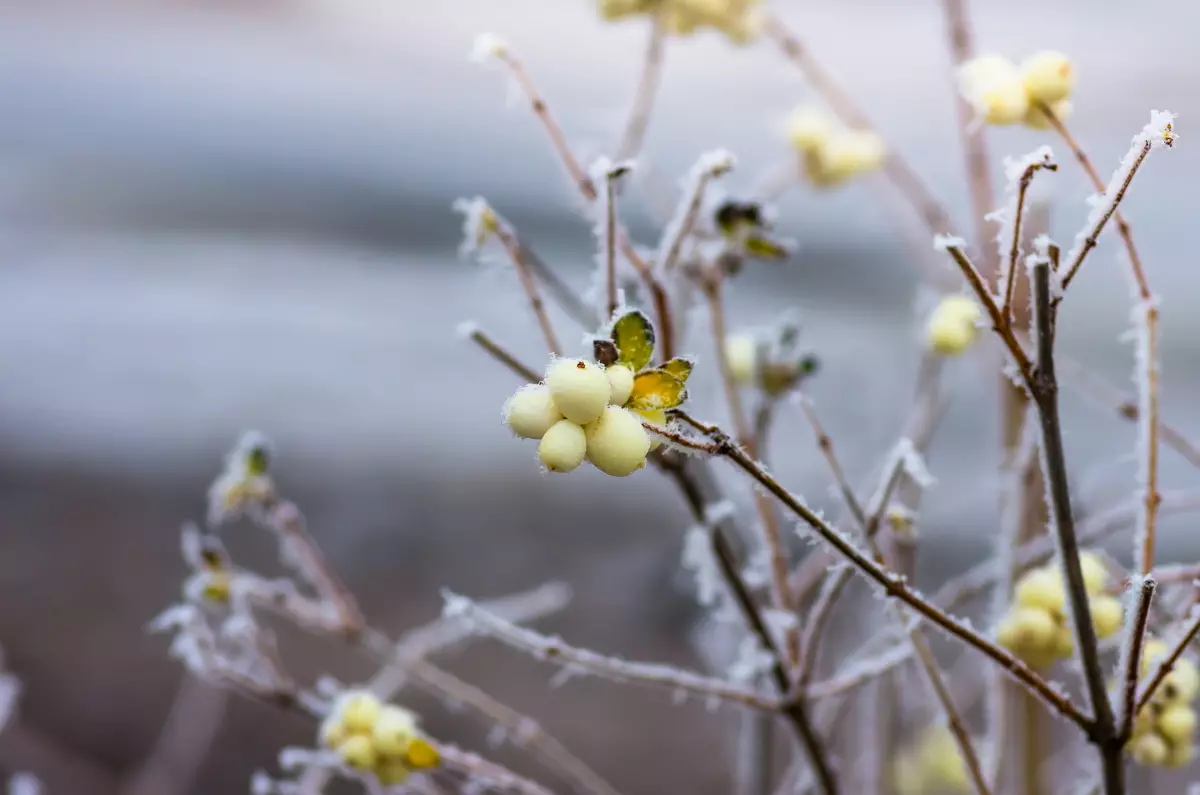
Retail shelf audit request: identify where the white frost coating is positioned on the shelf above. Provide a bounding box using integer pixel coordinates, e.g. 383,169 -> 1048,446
994,147 -> 1056,302
1131,295 -> 1161,575
469,33 -> 509,63
452,196 -> 495,259
0,672 -> 19,733
933,234 -> 966,251
653,149 -> 736,275
682,526 -> 724,607
727,636 -> 776,684
704,499 -> 738,526
7,775 -> 40,795
455,320 -> 481,339
1062,110 -> 1177,284
895,437 -> 936,490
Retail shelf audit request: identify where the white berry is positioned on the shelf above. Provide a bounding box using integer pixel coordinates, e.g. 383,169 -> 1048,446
546,358 -> 610,424
606,364 -> 635,406
1020,50 -> 1074,103
503,384 -> 563,439
585,406 -> 651,477
538,420 -> 587,473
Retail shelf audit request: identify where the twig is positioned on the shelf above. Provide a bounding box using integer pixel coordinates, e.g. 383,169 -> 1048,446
806,645 -> 913,701
794,393 -> 867,528
670,410 -> 1091,729
1117,577 -> 1156,740
119,676 -> 228,795
656,151 -> 733,274
490,210 -> 562,354
463,326 -> 540,383
1135,297 -> 1162,576
1136,608 -> 1200,711
1028,259 -> 1122,792
604,168 -> 620,319
436,743 -> 559,795
614,13 -> 666,161
1000,151 -> 1058,321
441,593 -> 781,711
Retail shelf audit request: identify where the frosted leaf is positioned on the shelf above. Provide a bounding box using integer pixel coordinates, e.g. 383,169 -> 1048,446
6,775 -> 40,795
933,234 -> 966,251
469,33 -> 508,64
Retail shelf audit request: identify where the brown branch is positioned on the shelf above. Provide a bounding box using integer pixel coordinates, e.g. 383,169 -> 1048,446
490,213 -> 563,355
614,13 -> 666,161
464,327 -> 540,383
1117,578 -> 1156,740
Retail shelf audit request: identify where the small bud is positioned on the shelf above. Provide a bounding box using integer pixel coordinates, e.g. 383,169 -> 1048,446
724,334 -> 757,385
926,295 -> 981,356
1156,704 -> 1197,745
1089,595 -> 1123,639
339,734 -> 378,770
585,406 -> 651,477
1131,732 -> 1169,766
1020,50 -> 1075,104
503,384 -> 564,440
785,106 -> 836,153
371,705 -> 419,757
606,364 -> 635,406
545,358 -> 611,425
1014,567 -> 1066,613
336,691 -> 383,734
538,420 -> 588,473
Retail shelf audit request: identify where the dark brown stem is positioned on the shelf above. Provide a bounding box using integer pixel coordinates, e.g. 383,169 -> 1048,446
1117,578 -> 1156,740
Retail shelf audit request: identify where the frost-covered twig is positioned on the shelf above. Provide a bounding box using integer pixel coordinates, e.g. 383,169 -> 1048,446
1116,577 -> 1155,740
1133,295 -> 1161,576
1059,110 -> 1176,292
462,325 -> 540,383
655,150 -> 734,274
484,205 -> 563,355
794,393 -> 867,528
441,592 -> 781,711
436,743 -> 559,795
997,149 -> 1057,322
614,13 -> 667,161
806,644 -> 913,702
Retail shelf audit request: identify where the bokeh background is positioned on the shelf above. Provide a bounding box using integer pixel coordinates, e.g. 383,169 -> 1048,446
2,0 -> 1199,793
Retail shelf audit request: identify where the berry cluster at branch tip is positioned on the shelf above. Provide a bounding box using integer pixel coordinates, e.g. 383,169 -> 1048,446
1126,637 -> 1200,768
599,0 -> 762,45
785,105 -> 885,188
926,295 -> 982,356
995,551 -> 1121,669
319,691 -> 440,785
890,725 -> 972,795
503,311 -> 691,476
958,50 -> 1075,128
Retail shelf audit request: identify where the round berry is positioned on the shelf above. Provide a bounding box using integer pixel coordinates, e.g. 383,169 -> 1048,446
546,358 -> 610,424
785,106 -> 835,152
999,606 -> 1057,652
606,364 -> 635,406
1157,704 -> 1197,745
339,734 -> 378,770
926,295 -> 981,355
1014,567 -> 1065,613
822,130 -> 885,180
318,714 -> 347,749
337,691 -> 383,733
1089,595 -> 1123,639
960,56 -> 1028,125
375,759 -> 411,786
1078,551 -> 1109,595
1132,732 -> 1169,766
585,406 -> 651,477
1020,50 -> 1075,103
372,705 -> 419,757
503,384 -> 563,440
1166,739 -> 1196,769
724,335 -> 757,385
538,420 -> 587,473
1165,659 -> 1200,704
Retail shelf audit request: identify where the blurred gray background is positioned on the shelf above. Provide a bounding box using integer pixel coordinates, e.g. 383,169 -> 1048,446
1,0 -> 1199,793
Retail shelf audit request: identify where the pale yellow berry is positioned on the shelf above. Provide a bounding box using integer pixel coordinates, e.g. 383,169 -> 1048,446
1164,659 -> 1200,704
1157,704 -> 1197,745
371,705 -> 419,757
405,737 -> 440,769
919,729 -> 968,789
545,358 -> 611,425
635,407 -> 667,452
538,420 -> 587,473
339,734 -> 379,770
1020,50 -> 1075,103
375,758 -> 411,786
1051,624 -> 1075,660
890,753 -> 926,795
822,130 -> 886,178
318,714 -> 347,749
926,295 -> 981,355
606,364 -> 635,406
1166,740 -> 1196,769
1143,639 -> 1169,675
960,55 -> 1029,125
724,335 -> 757,385
1089,595 -> 1123,639
1132,732 -> 1169,766
1024,98 -> 1072,130
1134,705 -> 1156,737
785,106 -> 836,152
1014,567 -> 1066,613
1078,551 -> 1108,595
503,384 -> 563,440
585,406 -> 651,477
997,606 -> 1057,652
337,691 -> 383,733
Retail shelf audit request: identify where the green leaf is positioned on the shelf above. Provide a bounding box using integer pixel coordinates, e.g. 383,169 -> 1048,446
627,369 -> 687,411
660,357 -> 694,384
611,310 -> 656,371
744,235 -> 789,261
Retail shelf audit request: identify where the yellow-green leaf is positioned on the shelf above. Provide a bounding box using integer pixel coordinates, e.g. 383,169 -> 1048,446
660,357 -> 694,384
611,310 -> 656,371
627,369 -> 687,411
744,235 -> 789,261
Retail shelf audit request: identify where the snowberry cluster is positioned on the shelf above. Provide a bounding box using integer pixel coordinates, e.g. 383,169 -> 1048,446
925,295 -> 982,356
1127,637 -> 1200,768
318,691 -> 440,786
504,311 -> 690,477
958,50 -> 1075,128
785,105 -> 886,188
599,0 -> 762,44
723,320 -> 818,397
890,725 -> 971,795
995,552 -> 1122,669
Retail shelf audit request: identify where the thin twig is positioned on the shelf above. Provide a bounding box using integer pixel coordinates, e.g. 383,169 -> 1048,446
794,393 -> 867,528
490,212 -> 562,354
656,152 -> 732,274
1136,608 -> 1200,711
1001,152 -> 1058,322
1117,578 -> 1156,740
614,13 -> 666,161
464,327 -> 540,383
603,169 -> 620,320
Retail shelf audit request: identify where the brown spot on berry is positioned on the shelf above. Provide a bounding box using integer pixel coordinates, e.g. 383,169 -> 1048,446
575,361 -> 586,369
